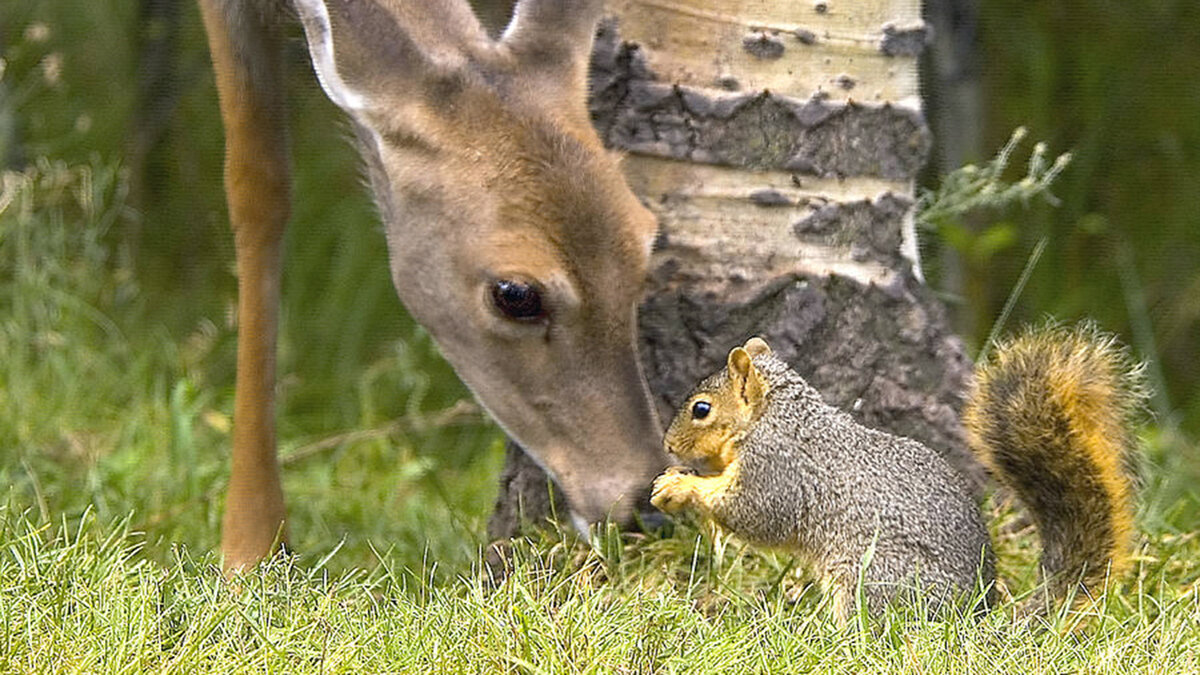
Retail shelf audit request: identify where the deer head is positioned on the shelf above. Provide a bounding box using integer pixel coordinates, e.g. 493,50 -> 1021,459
293,0 -> 667,528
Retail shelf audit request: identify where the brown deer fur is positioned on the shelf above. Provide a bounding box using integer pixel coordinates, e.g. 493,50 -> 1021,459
199,0 -> 667,571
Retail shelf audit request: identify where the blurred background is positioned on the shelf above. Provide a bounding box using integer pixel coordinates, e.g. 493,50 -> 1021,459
1,0 -> 1197,567
922,0 -> 1200,438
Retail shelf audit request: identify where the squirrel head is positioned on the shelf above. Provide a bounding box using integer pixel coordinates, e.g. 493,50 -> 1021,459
663,337 -> 773,473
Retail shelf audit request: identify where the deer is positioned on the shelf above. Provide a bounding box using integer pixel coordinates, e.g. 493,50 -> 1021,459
196,0 -> 668,571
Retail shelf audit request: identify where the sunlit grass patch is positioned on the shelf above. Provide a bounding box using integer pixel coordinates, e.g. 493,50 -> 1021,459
1,508 -> 1197,672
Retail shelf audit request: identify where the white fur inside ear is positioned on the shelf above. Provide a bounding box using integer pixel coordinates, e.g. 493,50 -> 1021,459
499,0 -> 526,42
294,0 -> 368,113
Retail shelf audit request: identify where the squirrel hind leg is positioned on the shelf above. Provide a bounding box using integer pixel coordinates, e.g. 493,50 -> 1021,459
827,583 -> 855,628
823,565 -> 913,623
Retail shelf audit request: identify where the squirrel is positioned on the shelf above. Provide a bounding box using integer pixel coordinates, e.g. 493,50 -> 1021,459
651,324 -> 1145,621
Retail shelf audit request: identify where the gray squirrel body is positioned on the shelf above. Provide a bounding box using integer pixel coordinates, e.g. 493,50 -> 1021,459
652,330 -> 1142,620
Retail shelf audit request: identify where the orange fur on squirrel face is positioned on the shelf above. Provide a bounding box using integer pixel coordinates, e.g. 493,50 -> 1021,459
663,339 -> 772,475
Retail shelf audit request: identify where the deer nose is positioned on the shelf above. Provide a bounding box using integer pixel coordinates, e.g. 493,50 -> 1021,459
629,481 -> 669,532
634,508 -> 670,532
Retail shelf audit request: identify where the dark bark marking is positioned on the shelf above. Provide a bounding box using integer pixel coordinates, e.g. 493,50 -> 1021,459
792,192 -> 912,265
486,440 -> 566,541
794,28 -> 818,45
750,188 -> 794,206
880,21 -> 932,57
743,32 -> 786,60
589,23 -> 931,179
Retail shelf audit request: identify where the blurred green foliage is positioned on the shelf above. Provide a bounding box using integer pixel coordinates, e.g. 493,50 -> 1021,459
918,127 -> 1069,268
972,1 -> 1200,433
0,0 -> 475,436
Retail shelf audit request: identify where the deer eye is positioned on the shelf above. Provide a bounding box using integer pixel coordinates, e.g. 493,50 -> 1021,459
491,279 -> 546,321
691,400 -> 712,420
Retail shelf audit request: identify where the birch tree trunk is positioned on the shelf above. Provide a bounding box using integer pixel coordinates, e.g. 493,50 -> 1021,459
488,0 -> 981,539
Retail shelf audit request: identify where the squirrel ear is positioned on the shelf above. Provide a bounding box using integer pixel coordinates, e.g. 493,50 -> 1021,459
743,337 -> 772,357
728,347 -> 752,380
727,346 -> 768,408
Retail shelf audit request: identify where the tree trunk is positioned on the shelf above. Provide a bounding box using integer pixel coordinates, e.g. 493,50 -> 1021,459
488,0 -> 981,540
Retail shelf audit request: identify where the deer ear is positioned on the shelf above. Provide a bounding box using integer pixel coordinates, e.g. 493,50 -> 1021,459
502,0 -> 605,90
727,346 -> 768,409
294,0 -> 485,115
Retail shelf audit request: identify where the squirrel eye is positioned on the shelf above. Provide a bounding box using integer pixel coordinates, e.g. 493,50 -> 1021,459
491,279 -> 546,321
691,400 -> 712,420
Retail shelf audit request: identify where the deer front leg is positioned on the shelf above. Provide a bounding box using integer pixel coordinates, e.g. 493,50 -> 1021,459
198,0 -> 291,572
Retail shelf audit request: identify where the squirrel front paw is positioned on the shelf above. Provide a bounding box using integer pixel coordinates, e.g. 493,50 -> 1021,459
651,467 -> 698,514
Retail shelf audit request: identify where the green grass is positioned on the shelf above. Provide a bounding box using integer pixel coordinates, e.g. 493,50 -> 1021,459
3,144 -> 1200,673
1,508 -> 1198,672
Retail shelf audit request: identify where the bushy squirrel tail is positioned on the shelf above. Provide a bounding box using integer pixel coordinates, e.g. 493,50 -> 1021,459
964,322 -> 1147,608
